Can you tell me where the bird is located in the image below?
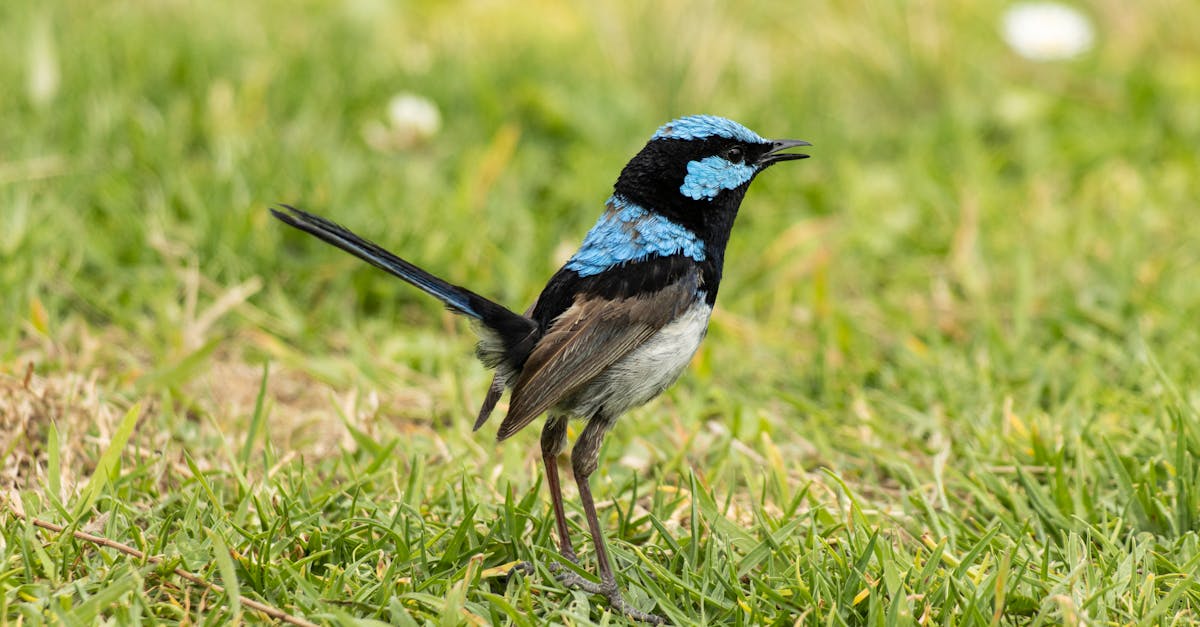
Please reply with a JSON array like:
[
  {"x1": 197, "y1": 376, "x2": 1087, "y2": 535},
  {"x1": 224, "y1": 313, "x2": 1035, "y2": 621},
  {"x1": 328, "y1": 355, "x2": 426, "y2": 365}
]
[{"x1": 271, "y1": 115, "x2": 810, "y2": 623}]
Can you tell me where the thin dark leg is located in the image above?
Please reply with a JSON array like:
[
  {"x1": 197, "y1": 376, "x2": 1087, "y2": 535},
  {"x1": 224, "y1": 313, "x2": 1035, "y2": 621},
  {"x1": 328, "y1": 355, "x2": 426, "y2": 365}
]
[
  {"x1": 504, "y1": 416, "x2": 578, "y2": 583},
  {"x1": 575, "y1": 472, "x2": 613, "y2": 579},
  {"x1": 563, "y1": 417, "x2": 665, "y2": 624},
  {"x1": 540, "y1": 415, "x2": 578, "y2": 562}
]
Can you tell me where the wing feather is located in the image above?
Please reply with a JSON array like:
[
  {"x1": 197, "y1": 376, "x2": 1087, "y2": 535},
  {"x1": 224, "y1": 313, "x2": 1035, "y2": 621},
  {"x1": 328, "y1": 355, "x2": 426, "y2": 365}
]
[{"x1": 495, "y1": 272, "x2": 698, "y2": 440}]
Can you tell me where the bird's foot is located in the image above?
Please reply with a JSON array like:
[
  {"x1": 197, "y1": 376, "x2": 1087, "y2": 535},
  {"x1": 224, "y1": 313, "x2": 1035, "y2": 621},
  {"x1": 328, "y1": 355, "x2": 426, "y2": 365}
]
[
  {"x1": 555, "y1": 572, "x2": 665, "y2": 624},
  {"x1": 546, "y1": 548, "x2": 581, "y2": 574},
  {"x1": 606, "y1": 589, "x2": 667, "y2": 626},
  {"x1": 597, "y1": 580, "x2": 666, "y2": 625},
  {"x1": 553, "y1": 568, "x2": 606, "y2": 594},
  {"x1": 550, "y1": 550, "x2": 608, "y2": 593},
  {"x1": 544, "y1": 548, "x2": 602, "y2": 591},
  {"x1": 501, "y1": 561, "x2": 535, "y2": 579}
]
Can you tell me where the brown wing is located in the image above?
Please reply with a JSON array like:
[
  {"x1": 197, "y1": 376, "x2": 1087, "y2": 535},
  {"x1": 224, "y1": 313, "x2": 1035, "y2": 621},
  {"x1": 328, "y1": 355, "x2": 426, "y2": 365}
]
[{"x1": 495, "y1": 274, "x2": 697, "y2": 441}]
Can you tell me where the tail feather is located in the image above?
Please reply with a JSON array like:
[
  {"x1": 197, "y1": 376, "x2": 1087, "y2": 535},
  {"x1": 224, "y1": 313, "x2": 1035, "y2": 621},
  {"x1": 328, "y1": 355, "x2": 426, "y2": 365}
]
[
  {"x1": 271, "y1": 205, "x2": 539, "y2": 359},
  {"x1": 272, "y1": 205, "x2": 483, "y2": 317},
  {"x1": 474, "y1": 373, "x2": 505, "y2": 431}
]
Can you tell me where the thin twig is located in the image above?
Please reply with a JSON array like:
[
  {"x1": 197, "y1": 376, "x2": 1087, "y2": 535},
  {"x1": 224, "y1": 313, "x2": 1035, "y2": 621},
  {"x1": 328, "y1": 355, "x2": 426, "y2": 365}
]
[{"x1": 6, "y1": 507, "x2": 320, "y2": 627}]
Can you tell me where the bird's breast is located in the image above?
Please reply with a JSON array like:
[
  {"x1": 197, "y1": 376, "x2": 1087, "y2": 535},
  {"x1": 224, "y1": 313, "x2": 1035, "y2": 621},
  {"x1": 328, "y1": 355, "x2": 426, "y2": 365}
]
[{"x1": 564, "y1": 299, "x2": 712, "y2": 421}]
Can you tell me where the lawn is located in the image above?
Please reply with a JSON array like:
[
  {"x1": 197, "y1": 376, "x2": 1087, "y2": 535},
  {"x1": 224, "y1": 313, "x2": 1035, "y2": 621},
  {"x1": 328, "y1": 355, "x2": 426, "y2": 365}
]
[{"x1": 3, "y1": 1, "x2": 1200, "y2": 624}]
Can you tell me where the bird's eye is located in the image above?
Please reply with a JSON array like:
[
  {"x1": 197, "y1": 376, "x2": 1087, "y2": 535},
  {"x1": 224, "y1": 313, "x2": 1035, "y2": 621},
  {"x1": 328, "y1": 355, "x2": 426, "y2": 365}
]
[{"x1": 724, "y1": 146, "x2": 745, "y2": 163}]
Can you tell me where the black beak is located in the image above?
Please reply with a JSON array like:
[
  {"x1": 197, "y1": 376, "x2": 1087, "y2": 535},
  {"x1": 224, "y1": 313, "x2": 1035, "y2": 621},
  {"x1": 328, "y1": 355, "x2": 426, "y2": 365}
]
[{"x1": 758, "y1": 139, "x2": 812, "y2": 165}]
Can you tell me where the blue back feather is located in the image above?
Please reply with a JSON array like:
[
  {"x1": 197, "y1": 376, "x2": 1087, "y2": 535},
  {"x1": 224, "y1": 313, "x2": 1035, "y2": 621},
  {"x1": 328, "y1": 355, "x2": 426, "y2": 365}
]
[{"x1": 566, "y1": 195, "x2": 706, "y2": 277}]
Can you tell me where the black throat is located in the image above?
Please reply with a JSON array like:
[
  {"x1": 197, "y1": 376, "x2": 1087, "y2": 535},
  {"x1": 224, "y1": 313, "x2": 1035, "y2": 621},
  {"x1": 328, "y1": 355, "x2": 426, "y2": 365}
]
[{"x1": 612, "y1": 138, "x2": 754, "y2": 277}]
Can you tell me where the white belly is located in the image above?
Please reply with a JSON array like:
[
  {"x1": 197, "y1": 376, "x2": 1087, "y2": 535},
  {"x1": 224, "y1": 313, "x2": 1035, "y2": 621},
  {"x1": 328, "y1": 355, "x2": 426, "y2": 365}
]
[{"x1": 564, "y1": 301, "x2": 712, "y2": 420}]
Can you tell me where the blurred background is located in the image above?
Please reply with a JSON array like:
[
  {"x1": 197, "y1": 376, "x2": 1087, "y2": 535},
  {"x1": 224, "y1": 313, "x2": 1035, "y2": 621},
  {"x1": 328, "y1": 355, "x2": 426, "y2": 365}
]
[
  {"x1": 3, "y1": 0, "x2": 1200, "y2": 623},
  {"x1": 3, "y1": 0, "x2": 1197, "y2": 455}
]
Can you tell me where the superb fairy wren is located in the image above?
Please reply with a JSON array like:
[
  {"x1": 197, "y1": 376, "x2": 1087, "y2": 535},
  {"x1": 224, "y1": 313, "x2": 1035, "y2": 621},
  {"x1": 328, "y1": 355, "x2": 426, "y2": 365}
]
[{"x1": 272, "y1": 115, "x2": 810, "y2": 623}]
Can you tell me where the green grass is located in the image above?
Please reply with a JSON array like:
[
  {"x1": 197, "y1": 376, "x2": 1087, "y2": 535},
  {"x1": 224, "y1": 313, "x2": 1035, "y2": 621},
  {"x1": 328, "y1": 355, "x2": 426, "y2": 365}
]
[{"x1": 3, "y1": 0, "x2": 1200, "y2": 624}]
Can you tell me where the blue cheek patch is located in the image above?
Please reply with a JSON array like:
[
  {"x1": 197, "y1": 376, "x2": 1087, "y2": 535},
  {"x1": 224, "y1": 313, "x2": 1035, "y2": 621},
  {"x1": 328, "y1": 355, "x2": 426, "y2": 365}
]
[
  {"x1": 565, "y1": 195, "x2": 706, "y2": 277},
  {"x1": 680, "y1": 156, "x2": 758, "y2": 200}
]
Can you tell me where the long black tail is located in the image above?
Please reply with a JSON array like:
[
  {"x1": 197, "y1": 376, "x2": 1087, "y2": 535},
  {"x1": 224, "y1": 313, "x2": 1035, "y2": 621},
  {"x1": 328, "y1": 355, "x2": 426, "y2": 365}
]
[{"x1": 270, "y1": 205, "x2": 537, "y2": 350}]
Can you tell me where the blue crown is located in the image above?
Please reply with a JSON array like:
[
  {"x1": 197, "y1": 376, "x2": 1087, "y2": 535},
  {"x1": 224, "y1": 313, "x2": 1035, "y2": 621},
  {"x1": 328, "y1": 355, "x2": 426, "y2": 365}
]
[{"x1": 652, "y1": 115, "x2": 766, "y2": 144}]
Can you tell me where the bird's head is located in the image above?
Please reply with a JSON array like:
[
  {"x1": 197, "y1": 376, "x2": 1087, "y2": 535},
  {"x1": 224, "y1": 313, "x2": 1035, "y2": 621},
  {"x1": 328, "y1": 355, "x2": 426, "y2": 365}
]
[{"x1": 613, "y1": 115, "x2": 810, "y2": 239}]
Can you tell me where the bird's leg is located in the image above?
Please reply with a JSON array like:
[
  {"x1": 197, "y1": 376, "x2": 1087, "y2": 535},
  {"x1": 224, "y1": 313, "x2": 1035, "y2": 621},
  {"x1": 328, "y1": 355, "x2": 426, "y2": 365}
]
[
  {"x1": 562, "y1": 418, "x2": 665, "y2": 624},
  {"x1": 541, "y1": 415, "x2": 581, "y2": 566},
  {"x1": 507, "y1": 416, "x2": 578, "y2": 583}
]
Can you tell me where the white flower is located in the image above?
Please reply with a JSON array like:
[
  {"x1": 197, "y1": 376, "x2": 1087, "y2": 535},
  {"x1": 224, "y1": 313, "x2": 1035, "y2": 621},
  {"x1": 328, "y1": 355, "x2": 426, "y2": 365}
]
[
  {"x1": 1002, "y1": 2, "x2": 1095, "y2": 61},
  {"x1": 388, "y1": 93, "x2": 441, "y2": 140},
  {"x1": 364, "y1": 92, "x2": 442, "y2": 152}
]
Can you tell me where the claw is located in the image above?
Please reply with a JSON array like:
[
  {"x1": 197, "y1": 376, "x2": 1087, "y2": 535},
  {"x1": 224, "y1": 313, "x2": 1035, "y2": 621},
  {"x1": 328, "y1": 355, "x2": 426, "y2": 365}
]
[
  {"x1": 555, "y1": 568, "x2": 666, "y2": 624},
  {"x1": 499, "y1": 561, "x2": 534, "y2": 579},
  {"x1": 554, "y1": 569, "x2": 606, "y2": 594},
  {"x1": 546, "y1": 549, "x2": 581, "y2": 576},
  {"x1": 607, "y1": 592, "x2": 667, "y2": 625}
]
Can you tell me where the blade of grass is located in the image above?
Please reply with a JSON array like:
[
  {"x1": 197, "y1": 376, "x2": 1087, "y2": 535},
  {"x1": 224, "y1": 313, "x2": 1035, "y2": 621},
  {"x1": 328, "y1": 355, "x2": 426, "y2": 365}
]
[
  {"x1": 239, "y1": 361, "x2": 271, "y2": 468},
  {"x1": 207, "y1": 528, "x2": 242, "y2": 621},
  {"x1": 73, "y1": 402, "x2": 141, "y2": 518}
]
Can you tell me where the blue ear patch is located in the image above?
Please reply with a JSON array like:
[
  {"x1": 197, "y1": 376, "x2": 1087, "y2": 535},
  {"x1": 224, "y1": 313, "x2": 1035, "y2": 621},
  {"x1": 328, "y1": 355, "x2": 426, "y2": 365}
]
[
  {"x1": 680, "y1": 156, "x2": 758, "y2": 200},
  {"x1": 654, "y1": 115, "x2": 766, "y2": 144},
  {"x1": 566, "y1": 195, "x2": 706, "y2": 277}
]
